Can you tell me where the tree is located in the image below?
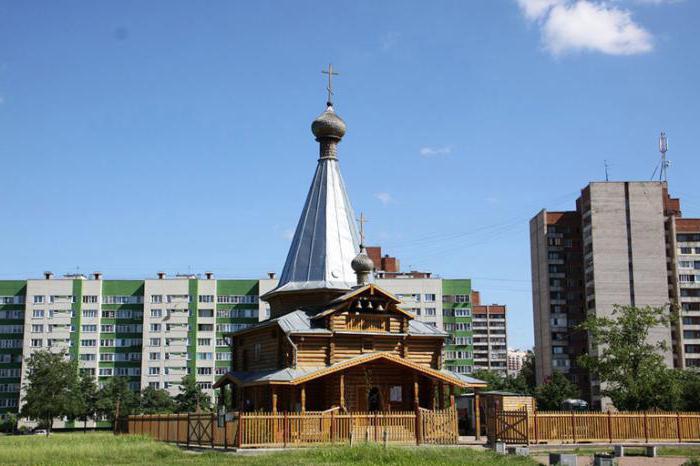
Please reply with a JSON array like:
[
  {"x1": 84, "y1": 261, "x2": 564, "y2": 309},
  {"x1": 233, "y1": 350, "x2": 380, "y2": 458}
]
[
  {"x1": 96, "y1": 377, "x2": 140, "y2": 423},
  {"x1": 472, "y1": 368, "x2": 533, "y2": 395},
  {"x1": 578, "y1": 304, "x2": 675, "y2": 411},
  {"x1": 140, "y1": 387, "x2": 176, "y2": 414},
  {"x1": 75, "y1": 371, "x2": 99, "y2": 432},
  {"x1": 518, "y1": 352, "x2": 536, "y2": 391},
  {"x1": 20, "y1": 350, "x2": 80, "y2": 435},
  {"x1": 0, "y1": 413, "x2": 17, "y2": 434},
  {"x1": 535, "y1": 371, "x2": 580, "y2": 410},
  {"x1": 175, "y1": 374, "x2": 211, "y2": 413}
]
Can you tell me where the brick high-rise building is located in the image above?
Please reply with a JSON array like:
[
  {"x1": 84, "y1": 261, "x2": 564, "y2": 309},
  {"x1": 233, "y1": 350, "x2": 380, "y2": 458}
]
[{"x1": 530, "y1": 181, "x2": 698, "y2": 408}]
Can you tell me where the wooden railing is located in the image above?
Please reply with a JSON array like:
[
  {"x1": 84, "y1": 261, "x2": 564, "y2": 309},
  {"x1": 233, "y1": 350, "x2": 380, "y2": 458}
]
[
  {"x1": 119, "y1": 408, "x2": 457, "y2": 448},
  {"x1": 489, "y1": 409, "x2": 700, "y2": 445}
]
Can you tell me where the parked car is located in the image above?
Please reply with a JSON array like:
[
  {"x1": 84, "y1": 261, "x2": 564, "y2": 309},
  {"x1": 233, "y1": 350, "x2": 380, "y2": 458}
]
[{"x1": 32, "y1": 429, "x2": 48, "y2": 436}]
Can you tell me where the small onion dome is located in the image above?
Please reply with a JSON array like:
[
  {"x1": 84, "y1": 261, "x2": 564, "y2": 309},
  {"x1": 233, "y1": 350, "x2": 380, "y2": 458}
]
[
  {"x1": 351, "y1": 247, "x2": 374, "y2": 274},
  {"x1": 311, "y1": 104, "x2": 346, "y2": 141}
]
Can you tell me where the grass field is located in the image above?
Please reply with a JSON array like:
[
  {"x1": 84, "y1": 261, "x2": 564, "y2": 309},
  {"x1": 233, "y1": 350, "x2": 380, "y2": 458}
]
[{"x1": 0, "y1": 432, "x2": 536, "y2": 465}]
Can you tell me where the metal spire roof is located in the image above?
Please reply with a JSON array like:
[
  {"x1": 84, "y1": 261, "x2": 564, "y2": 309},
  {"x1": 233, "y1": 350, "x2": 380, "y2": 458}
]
[{"x1": 270, "y1": 103, "x2": 361, "y2": 296}]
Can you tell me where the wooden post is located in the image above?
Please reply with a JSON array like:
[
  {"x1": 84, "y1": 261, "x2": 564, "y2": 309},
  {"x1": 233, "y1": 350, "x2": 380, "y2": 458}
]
[
  {"x1": 237, "y1": 413, "x2": 243, "y2": 448},
  {"x1": 187, "y1": 412, "x2": 191, "y2": 448},
  {"x1": 571, "y1": 411, "x2": 577, "y2": 443},
  {"x1": 211, "y1": 412, "x2": 215, "y2": 449},
  {"x1": 608, "y1": 411, "x2": 613, "y2": 443},
  {"x1": 534, "y1": 409, "x2": 539, "y2": 444},
  {"x1": 223, "y1": 412, "x2": 228, "y2": 451},
  {"x1": 415, "y1": 405, "x2": 422, "y2": 445},
  {"x1": 339, "y1": 374, "x2": 345, "y2": 411},
  {"x1": 474, "y1": 389, "x2": 481, "y2": 441},
  {"x1": 677, "y1": 412, "x2": 683, "y2": 443},
  {"x1": 330, "y1": 410, "x2": 335, "y2": 443},
  {"x1": 300, "y1": 384, "x2": 306, "y2": 413},
  {"x1": 525, "y1": 408, "x2": 530, "y2": 446},
  {"x1": 283, "y1": 411, "x2": 288, "y2": 447},
  {"x1": 643, "y1": 411, "x2": 649, "y2": 443},
  {"x1": 413, "y1": 375, "x2": 420, "y2": 409},
  {"x1": 374, "y1": 411, "x2": 379, "y2": 443},
  {"x1": 271, "y1": 386, "x2": 278, "y2": 414}
]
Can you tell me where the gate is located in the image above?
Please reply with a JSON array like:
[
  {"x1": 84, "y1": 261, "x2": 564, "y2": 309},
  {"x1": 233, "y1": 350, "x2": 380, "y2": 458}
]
[
  {"x1": 187, "y1": 413, "x2": 214, "y2": 447},
  {"x1": 489, "y1": 408, "x2": 529, "y2": 445}
]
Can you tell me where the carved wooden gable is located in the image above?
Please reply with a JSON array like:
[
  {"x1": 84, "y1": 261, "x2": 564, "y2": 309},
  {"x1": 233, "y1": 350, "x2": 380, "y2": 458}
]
[{"x1": 313, "y1": 284, "x2": 412, "y2": 334}]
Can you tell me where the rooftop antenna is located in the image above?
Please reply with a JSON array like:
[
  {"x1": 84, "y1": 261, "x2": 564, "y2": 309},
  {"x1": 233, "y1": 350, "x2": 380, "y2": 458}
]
[
  {"x1": 604, "y1": 160, "x2": 610, "y2": 182},
  {"x1": 651, "y1": 132, "x2": 670, "y2": 182},
  {"x1": 659, "y1": 132, "x2": 669, "y2": 182}
]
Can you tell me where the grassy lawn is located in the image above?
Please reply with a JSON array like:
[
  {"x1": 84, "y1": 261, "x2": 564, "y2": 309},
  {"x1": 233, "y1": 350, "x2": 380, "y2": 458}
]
[{"x1": 0, "y1": 432, "x2": 536, "y2": 465}]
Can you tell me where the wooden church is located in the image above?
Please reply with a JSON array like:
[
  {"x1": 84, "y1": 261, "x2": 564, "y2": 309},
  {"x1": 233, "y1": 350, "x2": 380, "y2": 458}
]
[{"x1": 214, "y1": 81, "x2": 485, "y2": 414}]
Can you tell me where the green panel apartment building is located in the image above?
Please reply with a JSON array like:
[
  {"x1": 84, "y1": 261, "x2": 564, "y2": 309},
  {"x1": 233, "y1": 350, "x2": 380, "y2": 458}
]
[{"x1": 0, "y1": 273, "x2": 506, "y2": 422}]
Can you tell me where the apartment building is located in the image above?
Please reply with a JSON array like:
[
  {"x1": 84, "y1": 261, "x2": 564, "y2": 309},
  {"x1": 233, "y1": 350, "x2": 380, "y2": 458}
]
[
  {"x1": 506, "y1": 349, "x2": 529, "y2": 377},
  {"x1": 472, "y1": 300, "x2": 508, "y2": 376},
  {"x1": 0, "y1": 273, "x2": 275, "y2": 423},
  {"x1": 530, "y1": 181, "x2": 695, "y2": 407}
]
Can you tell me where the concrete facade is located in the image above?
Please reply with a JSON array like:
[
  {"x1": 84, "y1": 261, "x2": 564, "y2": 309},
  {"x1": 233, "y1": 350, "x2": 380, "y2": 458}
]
[{"x1": 530, "y1": 181, "x2": 684, "y2": 407}]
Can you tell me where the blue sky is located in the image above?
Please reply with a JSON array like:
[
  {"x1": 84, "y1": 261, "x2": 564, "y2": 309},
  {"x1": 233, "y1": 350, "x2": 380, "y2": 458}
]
[{"x1": 1, "y1": 1, "x2": 699, "y2": 349}]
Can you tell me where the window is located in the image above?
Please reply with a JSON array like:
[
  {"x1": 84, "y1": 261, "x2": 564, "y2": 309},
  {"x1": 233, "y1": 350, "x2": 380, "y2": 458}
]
[
  {"x1": 151, "y1": 295, "x2": 163, "y2": 304},
  {"x1": 424, "y1": 294, "x2": 436, "y2": 302},
  {"x1": 81, "y1": 325, "x2": 97, "y2": 333},
  {"x1": 197, "y1": 338, "x2": 211, "y2": 346},
  {"x1": 82, "y1": 295, "x2": 98, "y2": 304},
  {"x1": 100, "y1": 339, "x2": 114, "y2": 347},
  {"x1": 253, "y1": 342, "x2": 262, "y2": 361},
  {"x1": 198, "y1": 309, "x2": 214, "y2": 318},
  {"x1": 681, "y1": 247, "x2": 693, "y2": 254},
  {"x1": 149, "y1": 338, "x2": 161, "y2": 347},
  {"x1": 31, "y1": 339, "x2": 43, "y2": 347},
  {"x1": 100, "y1": 353, "x2": 114, "y2": 362},
  {"x1": 32, "y1": 309, "x2": 44, "y2": 318},
  {"x1": 424, "y1": 308, "x2": 436, "y2": 317},
  {"x1": 31, "y1": 324, "x2": 43, "y2": 333},
  {"x1": 362, "y1": 339, "x2": 374, "y2": 353},
  {"x1": 101, "y1": 324, "x2": 115, "y2": 333},
  {"x1": 198, "y1": 324, "x2": 214, "y2": 332},
  {"x1": 199, "y1": 295, "x2": 214, "y2": 303},
  {"x1": 455, "y1": 295, "x2": 470, "y2": 303},
  {"x1": 197, "y1": 367, "x2": 212, "y2": 375},
  {"x1": 390, "y1": 386, "x2": 402, "y2": 402},
  {"x1": 148, "y1": 367, "x2": 160, "y2": 375},
  {"x1": 148, "y1": 382, "x2": 160, "y2": 389},
  {"x1": 150, "y1": 324, "x2": 161, "y2": 332},
  {"x1": 150, "y1": 309, "x2": 162, "y2": 318},
  {"x1": 82, "y1": 309, "x2": 97, "y2": 318},
  {"x1": 196, "y1": 352, "x2": 213, "y2": 360},
  {"x1": 149, "y1": 352, "x2": 161, "y2": 361},
  {"x1": 102, "y1": 310, "x2": 115, "y2": 319},
  {"x1": 81, "y1": 339, "x2": 96, "y2": 347},
  {"x1": 33, "y1": 295, "x2": 45, "y2": 304},
  {"x1": 99, "y1": 368, "x2": 113, "y2": 376}
]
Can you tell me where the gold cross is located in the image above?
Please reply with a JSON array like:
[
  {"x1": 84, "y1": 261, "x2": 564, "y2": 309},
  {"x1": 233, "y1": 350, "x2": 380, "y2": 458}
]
[
  {"x1": 357, "y1": 212, "x2": 367, "y2": 246},
  {"x1": 322, "y1": 63, "x2": 339, "y2": 105}
]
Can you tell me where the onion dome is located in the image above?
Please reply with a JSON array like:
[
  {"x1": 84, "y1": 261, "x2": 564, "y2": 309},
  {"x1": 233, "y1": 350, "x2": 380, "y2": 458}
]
[
  {"x1": 351, "y1": 246, "x2": 374, "y2": 286},
  {"x1": 311, "y1": 104, "x2": 346, "y2": 141}
]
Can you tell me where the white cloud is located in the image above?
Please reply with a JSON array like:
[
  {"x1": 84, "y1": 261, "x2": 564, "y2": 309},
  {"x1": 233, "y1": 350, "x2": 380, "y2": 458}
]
[
  {"x1": 419, "y1": 146, "x2": 452, "y2": 157},
  {"x1": 375, "y1": 192, "x2": 394, "y2": 206},
  {"x1": 516, "y1": 0, "x2": 654, "y2": 56},
  {"x1": 517, "y1": 0, "x2": 564, "y2": 20}
]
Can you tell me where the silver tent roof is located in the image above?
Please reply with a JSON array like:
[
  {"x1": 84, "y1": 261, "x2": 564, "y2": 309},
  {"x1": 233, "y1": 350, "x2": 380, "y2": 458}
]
[{"x1": 270, "y1": 115, "x2": 361, "y2": 295}]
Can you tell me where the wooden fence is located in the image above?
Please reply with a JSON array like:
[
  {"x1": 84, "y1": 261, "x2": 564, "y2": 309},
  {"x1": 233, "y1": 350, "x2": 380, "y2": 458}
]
[
  {"x1": 488, "y1": 409, "x2": 700, "y2": 445},
  {"x1": 118, "y1": 407, "x2": 457, "y2": 448}
]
